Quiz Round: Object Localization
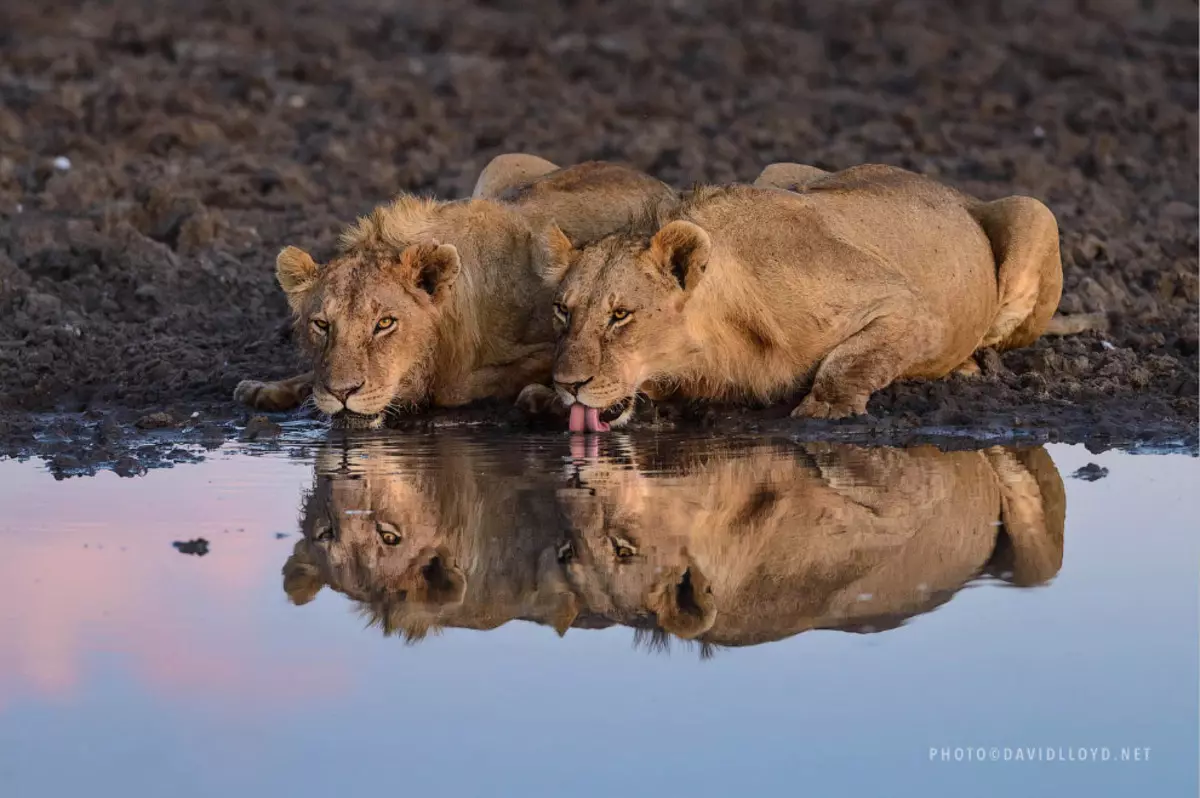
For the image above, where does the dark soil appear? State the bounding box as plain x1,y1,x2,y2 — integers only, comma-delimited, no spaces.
1,0,1196,455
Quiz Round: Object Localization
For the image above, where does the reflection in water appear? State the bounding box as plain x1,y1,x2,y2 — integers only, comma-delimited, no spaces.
283,435,1066,651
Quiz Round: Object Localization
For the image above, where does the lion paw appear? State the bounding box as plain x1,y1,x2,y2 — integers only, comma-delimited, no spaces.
791,394,866,420
234,379,301,412
953,357,982,378
516,383,566,417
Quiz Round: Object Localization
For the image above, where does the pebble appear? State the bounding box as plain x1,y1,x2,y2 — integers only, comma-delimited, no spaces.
1072,463,1109,481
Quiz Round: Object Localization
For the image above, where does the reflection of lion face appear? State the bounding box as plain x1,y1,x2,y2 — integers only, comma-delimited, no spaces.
282,447,468,635
555,461,718,639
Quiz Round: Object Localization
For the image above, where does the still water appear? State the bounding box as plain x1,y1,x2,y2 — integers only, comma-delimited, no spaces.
0,432,1195,797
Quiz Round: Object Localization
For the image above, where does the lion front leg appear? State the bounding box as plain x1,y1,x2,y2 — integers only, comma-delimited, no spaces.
234,372,313,412
792,315,934,419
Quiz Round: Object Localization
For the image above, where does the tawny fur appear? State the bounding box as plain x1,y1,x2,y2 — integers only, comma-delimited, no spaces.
234,155,674,423
557,440,1065,644
282,437,584,641
542,164,1065,418
282,434,1064,647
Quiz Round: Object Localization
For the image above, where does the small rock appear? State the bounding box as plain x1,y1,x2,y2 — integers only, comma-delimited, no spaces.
1071,463,1109,481
52,156,71,171
1074,234,1108,264
241,415,282,440
135,411,175,429
113,455,147,478
173,538,210,556
25,292,62,319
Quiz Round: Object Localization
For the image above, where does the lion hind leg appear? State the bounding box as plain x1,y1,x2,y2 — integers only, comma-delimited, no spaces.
234,372,313,412
472,153,560,199
953,356,982,377
982,446,1065,586
793,313,936,420
753,162,831,192
972,196,1064,351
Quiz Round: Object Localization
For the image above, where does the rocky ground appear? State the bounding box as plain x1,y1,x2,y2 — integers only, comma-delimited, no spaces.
0,0,1196,467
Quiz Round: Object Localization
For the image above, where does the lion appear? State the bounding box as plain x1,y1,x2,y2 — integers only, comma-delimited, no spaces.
281,435,582,640
234,154,674,428
553,437,1066,646
534,163,1067,429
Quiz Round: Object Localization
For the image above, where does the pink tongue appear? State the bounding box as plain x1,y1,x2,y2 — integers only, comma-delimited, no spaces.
585,407,610,432
569,403,587,433
568,403,610,433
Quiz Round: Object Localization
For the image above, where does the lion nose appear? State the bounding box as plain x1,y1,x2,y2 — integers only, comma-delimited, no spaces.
324,380,364,404
554,377,593,398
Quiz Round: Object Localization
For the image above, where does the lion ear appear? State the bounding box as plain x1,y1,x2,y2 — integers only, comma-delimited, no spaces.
649,220,711,293
401,243,461,304
647,563,716,640
404,547,467,607
534,224,575,286
282,541,325,606
276,246,319,313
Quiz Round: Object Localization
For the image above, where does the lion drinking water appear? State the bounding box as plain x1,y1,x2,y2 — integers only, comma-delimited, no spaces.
235,154,674,428
535,164,1067,429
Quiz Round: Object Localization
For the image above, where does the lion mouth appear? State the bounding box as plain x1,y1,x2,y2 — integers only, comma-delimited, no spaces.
567,397,633,433
330,410,383,431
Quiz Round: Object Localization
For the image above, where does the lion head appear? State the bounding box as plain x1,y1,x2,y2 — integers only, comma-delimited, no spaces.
281,445,470,638
275,199,463,429
540,219,712,427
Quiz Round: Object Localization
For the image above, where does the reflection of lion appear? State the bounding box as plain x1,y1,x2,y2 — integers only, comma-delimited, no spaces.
540,164,1064,423
235,153,673,428
556,439,1065,645
281,433,1065,651
282,437,579,640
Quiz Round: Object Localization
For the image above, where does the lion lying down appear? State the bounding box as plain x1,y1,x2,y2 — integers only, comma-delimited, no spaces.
234,154,675,428
535,163,1066,430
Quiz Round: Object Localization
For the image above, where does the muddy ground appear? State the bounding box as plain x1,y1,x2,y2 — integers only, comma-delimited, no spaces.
0,0,1196,467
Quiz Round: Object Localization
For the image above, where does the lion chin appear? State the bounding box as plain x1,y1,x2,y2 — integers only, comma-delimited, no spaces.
330,411,385,431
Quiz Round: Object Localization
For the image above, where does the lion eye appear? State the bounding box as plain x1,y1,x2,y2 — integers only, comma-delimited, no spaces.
311,318,330,333
610,308,632,323
376,522,402,546
556,539,575,563
553,302,570,323
315,524,335,543
610,535,638,560
374,316,396,333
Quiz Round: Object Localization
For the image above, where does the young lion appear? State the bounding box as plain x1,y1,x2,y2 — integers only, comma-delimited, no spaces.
234,154,673,428
537,164,1064,429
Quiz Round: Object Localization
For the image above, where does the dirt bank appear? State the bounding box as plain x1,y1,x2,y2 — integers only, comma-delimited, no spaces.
0,0,1196,450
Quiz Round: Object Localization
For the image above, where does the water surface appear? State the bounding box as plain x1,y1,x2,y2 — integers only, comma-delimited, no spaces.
0,432,1195,797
